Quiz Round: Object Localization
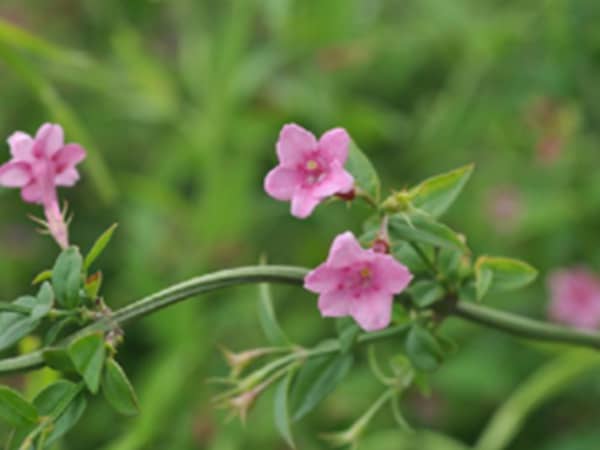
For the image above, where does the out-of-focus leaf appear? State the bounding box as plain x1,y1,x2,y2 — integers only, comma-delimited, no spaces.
0,296,41,352
84,271,103,299
346,141,380,202
102,358,139,416
292,353,354,421
68,333,106,394
0,386,38,427
274,370,296,449
32,269,52,285
409,164,474,218
33,380,86,446
52,247,83,309
43,347,77,373
389,214,467,252
475,256,538,299
405,325,443,372
257,282,289,346
408,280,446,308
336,318,360,354
84,224,118,270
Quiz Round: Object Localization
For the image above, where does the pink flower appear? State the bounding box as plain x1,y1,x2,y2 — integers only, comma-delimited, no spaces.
0,123,85,204
0,123,86,248
264,124,354,218
548,268,600,330
304,232,413,331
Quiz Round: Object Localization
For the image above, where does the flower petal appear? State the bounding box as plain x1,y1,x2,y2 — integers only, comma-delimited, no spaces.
264,166,301,201
276,124,317,167
318,290,351,317
55,168,80,186
350,293,393,332
21,182,43,204
326,232,365,268
35,123,64,156
319,128,350,163
304,264,341,293
290,189,321,218
53,143,86,170
8,132,34,161
311,161,354,198
0,161,31,187
373,255,413,294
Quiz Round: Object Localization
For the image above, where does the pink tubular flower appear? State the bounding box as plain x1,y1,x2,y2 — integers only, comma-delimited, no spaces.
264,124,354,218
304,232,413,331
547,268,600,330
0,123,86,248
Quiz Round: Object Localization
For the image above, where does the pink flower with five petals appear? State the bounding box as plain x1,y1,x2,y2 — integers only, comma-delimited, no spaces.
548,268,600,330
0,123,86,248
0,123,85,204
304,232,413,331
264,124,354,218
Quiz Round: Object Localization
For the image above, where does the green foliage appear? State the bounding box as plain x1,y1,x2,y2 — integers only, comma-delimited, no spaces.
346,141,381,202
68,333,106,394
0,386,38,427
257,282,290,346
405,325,444,372
102,358,139,417
409,165,474,218
52,247,83,309
292,351,354,421
84,224,118,270
388,214,468,252
274,370,297,449
475,256,538,301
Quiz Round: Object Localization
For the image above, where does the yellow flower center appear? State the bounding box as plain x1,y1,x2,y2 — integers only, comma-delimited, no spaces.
360,267,372,279
306,160,319,171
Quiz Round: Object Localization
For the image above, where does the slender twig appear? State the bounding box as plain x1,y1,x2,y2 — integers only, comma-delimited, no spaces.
2,265,600,376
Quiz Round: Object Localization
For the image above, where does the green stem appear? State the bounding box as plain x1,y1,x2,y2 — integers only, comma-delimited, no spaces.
475,350,600,450
2,265,600,376
0,302,31,315
453,301,600,350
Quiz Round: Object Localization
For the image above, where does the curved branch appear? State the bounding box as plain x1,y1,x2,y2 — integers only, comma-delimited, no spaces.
2,265,600,376
452,301,600,350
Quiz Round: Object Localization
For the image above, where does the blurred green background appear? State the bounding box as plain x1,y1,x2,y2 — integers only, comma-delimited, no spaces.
1,0,600,449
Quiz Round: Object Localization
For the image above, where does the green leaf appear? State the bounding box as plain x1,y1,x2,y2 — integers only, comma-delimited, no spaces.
33,380,81,417
405,325,443,372
257,282,289,346
475,256,538,298
475,267,494,301
32,269,52,285
44,393,87,446
292,353,353,421
102,358,139,416
336,318,360,354
42,347,77,373
33,380,86,446
44,316,78,346
31,282,54,320
389,214,468,252
274,370,296,449
409,164,474,218
84,223,118,270
408,280,446,308
0,296,41,352
84,271,103,299
346,141,380,202
68,333,106,393
0,386,38,427
52,246,83,309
